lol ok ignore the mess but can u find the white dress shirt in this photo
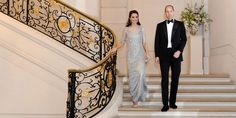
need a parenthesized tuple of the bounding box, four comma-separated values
(166, 19, 174, 48)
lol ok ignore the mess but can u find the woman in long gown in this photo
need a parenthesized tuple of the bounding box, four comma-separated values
(111, 10, 150, 107)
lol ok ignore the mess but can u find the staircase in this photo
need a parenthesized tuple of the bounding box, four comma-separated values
(0, 0, 117, 117)
(116, 75, 236, 118)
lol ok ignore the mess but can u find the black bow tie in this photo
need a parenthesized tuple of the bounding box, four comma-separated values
(167, 19, 174, 24)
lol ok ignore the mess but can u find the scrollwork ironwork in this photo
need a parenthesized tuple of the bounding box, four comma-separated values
(68, 54, 117, 118)
(0, 0, 8, 14)
(9, 0, 28, 23)
(0, 0, 115, 62)
(0, 1, 117, 117)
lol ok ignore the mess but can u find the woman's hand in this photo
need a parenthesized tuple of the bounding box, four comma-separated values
(145, 53, 150, 63)
(109, 42, 122, 54)
(109, 47, 118, 54)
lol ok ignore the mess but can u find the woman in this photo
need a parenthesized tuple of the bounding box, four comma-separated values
(111, 10, 149, 107)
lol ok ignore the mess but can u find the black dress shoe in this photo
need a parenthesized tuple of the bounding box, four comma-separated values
(161, 106, 169, 112)
(170, 104, 177, 109)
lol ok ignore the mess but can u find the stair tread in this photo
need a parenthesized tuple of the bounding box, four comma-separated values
(123, 85, 236, 90)
(123, 89, 236, 93)
(119, 105, 236, 112)
(122, 97, 236, 102)
(118, 74, 230, 78)
(122, 78, 231, 82)
(122, 102, 236, 107)
(123, 93, 236, 98)
(123, 81, 233, 85)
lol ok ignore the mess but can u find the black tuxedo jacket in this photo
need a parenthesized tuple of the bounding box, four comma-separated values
(154, 20, 187, 61)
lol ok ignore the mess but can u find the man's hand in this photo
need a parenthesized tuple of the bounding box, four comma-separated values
(155, 57, 160, 63)
(173, 50, 181, 58)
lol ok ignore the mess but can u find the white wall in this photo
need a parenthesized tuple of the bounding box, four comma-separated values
(208, 0, 236, 81)
(101, 0, 200, 75)
(61, 0, 100, 19)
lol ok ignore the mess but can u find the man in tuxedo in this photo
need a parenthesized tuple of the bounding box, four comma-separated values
(154, 5, 187, 112)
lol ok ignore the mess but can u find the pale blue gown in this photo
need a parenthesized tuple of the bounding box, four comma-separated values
(122, 26, 147, 102)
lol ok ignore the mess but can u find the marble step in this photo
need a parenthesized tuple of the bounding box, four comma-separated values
(118, 103, 236, 117)
(123, 89, 236, 93)
(123, 81, 233, 85)
(119, 105, 236, 112)
(123, 93, 236, 98)
(115, 116, 236, 118)
(121, 101, 236, 107)
(123, 79, 234, 85)
(122, 97, 236, 102)
(122, 77, 232, 83)
(118, 106, 236, 117)
(118, 74, 230, 78)
(123, 85, 236, 90)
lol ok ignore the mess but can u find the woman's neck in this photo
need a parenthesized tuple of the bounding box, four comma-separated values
(131, 23, 139, 27)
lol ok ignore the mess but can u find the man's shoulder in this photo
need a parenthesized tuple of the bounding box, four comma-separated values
(174, 19, 184, 24)
(157, 21, 166, 25)
(156, 21, 166, 27)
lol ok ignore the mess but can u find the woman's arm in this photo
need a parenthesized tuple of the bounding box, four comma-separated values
(141, 27, 150, 60)
(110, 27, 127, 53)
(111, 41, 122, 53)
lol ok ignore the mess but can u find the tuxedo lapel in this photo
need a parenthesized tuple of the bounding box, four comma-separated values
(171, 21, 178, 41)
(163, 22, 168, 40)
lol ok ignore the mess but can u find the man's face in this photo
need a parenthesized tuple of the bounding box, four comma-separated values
(165, 6, 174, 20)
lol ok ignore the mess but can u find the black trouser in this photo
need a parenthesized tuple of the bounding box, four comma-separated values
(160, 48, 181, 106)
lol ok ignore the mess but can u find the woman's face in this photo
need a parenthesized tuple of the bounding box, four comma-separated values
(130, 13, 139, 24)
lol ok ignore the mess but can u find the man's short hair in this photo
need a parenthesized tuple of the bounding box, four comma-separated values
(165, 5, 174, 11)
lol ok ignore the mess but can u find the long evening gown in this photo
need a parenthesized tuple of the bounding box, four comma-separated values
(122, 26, 147, 102)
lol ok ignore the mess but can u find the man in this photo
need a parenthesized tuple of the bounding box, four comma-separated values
(154, 5, 187, 112)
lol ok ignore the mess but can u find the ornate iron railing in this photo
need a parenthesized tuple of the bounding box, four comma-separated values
(0, 0, 118, 117)
(0, 0, 115, 62)
(67, 53, 117, 118)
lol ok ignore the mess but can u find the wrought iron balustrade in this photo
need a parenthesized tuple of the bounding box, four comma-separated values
(0, 0, 115, 62)
(0, 0, 118, 117)
(67, 53, 117, 118)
